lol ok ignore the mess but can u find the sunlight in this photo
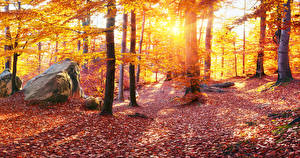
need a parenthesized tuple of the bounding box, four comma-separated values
(234, 82, 246, 89)
(234, 126, 259, 139)
(116, 109, 134, 115)
(140, 125, 170, 144)
(158, 108, 176, 116)
(172, 26, 180, 35)
(0, 113, 22, 121)
(51, 131, 85, 147)
(113, 100, 130, 107)
(216, 108, 230, 116)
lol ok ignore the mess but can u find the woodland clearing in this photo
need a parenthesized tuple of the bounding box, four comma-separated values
(0, 74, 299, 157)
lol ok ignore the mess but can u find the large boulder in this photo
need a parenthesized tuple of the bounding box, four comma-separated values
(23, 60, 83, 104)
(0, 69, 22, 97)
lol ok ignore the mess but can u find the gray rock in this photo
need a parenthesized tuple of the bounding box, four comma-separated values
(84, 96, 102, 110)
(23, 60, 83, 104)
(0, 69, 22, 97)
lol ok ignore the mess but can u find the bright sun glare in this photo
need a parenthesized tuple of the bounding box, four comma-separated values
(172, 27, 180, 35)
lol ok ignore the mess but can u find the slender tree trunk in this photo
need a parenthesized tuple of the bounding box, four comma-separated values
(129, 10, 139, 107)
(4, 0, 11, 70)
(38, 42, 42, 74)
(243, 0, 246, 75)
(49, 44, 53, 66)
(82, 0, 90, 70)
(185, 0, 199, 94)
(255, 0, 266, 78)
(204, 5, 213, 80)
(82, 0, 90, 54)
(235, 54, 237, 77)
(77, 40, 81, 51)
(100, 0, 116, 116)
(221, 46, 224, 78)
(54, 35, 58, 63)
(234, 41, 237, 77)
(274, 3, 281, 66)
(11, 1, 21, 95)
(277, 0, 293, 83)
(77, 19, 81, 52)
(198, 15, 204, 47)
(156, 70, 158, 82)
(118, 13, 128, 101)
(136, 11, 145, 83)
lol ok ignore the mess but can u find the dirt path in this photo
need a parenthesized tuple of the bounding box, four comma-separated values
(0, 76, 299, 157)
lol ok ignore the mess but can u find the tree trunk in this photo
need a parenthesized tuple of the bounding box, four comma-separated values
(235, 54, 237, 77)
(129, 10, 139, 107)
(54, 35, 58, 63)
(198, 15, 204, 47)
(136, 11, 145, 84)
(221, 46, 224, 78)
(204, 5, 214, 80)
(234, 41, 237, 77)
(11, 1, 21, 95)
(82, 0, 90, 70)
(4, 0, 11, 70)
(118, 13, 128, 101)
(77, 40, 81, 51)
(100, 0, 116, 116)
(255, 0, 266, 78)
(242, 0, 246, 75)
(277, 0, 293, 83)
(185, 0, 199, 94)
(38, 42, 42, 74)
(82, 0, 90, 54)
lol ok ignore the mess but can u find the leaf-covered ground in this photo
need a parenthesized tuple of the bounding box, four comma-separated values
(0, 75, 299, 157)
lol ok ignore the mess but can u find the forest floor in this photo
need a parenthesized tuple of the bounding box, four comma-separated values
(0, 74, 299, 157)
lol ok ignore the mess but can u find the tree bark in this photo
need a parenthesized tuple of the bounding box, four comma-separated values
(4, 0, 11, 70)
(11, 1, 21, 95)
(129, 10, 139, 107)
(221, 46, 224, 78)
(100, 0, 116, 115)
(185, 0, 199, 94)
(82, 0, 90, 54)
(54, 35, 58, 63)
(198, 15, 204, 47)
(204, 5, 214, 80)
(38, 42, 42, 74)
(242, 0, 246, 75)
(234, 41, 237, 77)
(82, 0, 90, 70)
(136, 11, 145, 84)
(118, 13, 128, 101)
(255, 0, 266, 78)
(277, 0, 293, 83)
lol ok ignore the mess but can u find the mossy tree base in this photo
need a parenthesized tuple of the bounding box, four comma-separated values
(99, 110, 113, 116)
(129, 102, 139, 107)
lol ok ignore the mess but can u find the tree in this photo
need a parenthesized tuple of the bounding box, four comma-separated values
(38, 42, 42, 74)
(204, 4, 214, 80)
(242, 0, 246, 75)
(100, 0, 116, 116)
(276, 0, 293, 83)
(185, 0, 199, 94)
(82, 0, 90, 55)
(11, 1, 21, 95)
(136, 11, 145, 84)
(255, 0, 266, 78)
(4, 0, 11, 70)
(118, 13, 128, 101)
(129, 10, 139, 107)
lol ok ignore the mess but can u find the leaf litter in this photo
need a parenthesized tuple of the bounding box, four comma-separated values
(0, 74, 299, 157)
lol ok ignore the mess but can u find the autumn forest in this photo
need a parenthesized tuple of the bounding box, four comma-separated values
(0, 0, 299, 157)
